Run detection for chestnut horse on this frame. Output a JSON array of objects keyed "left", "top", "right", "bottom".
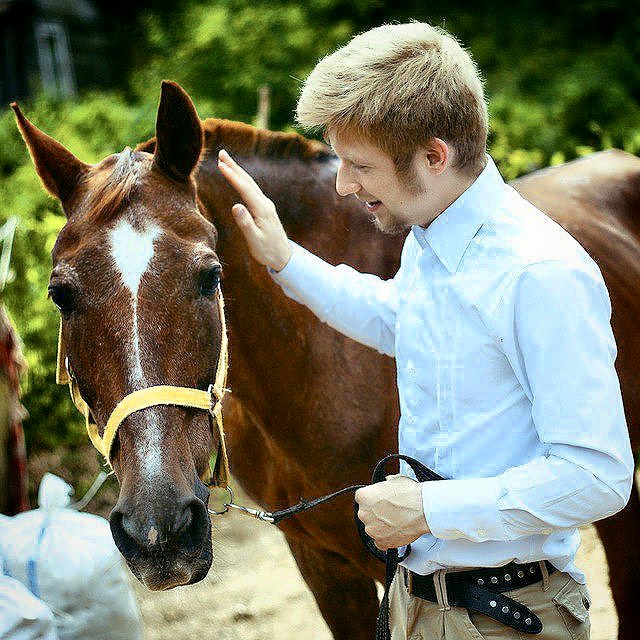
[{"left": 14, "top": 81, "right": 640, "bottom": 639}]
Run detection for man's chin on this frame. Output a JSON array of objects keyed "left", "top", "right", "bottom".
[{"left": 370, "top": 211, "right": 410, "bottom": 235}]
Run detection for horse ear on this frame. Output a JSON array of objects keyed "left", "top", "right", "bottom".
[
  {"left": 11, "top": 103, "right": 88, "bottom": 203},
  {"left": 153, "top": 80, "right": 202, "bottom": 182}
]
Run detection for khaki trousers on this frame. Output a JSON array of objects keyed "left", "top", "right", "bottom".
[{"left": 390, "top": 563, "right": 591, "bottom": 640}]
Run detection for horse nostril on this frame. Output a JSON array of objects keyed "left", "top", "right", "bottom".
[
  {"left": 175, "top": 497, "right": 208, "bottom": 555},
  {"left": 175, "top": 503, "right": 193, "bottom": 535},
  {"left": 110, "top": 509, "right": 144, "bottom": 561}
]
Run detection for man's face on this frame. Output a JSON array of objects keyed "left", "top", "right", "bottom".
[{"left": 328, "top": 129, "right": 436, "bottom": 234}]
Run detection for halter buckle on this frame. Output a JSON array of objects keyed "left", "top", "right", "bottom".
[
  {"left": 206, "top": 484, "right": 275, "bottom": 523},
  {"left": 207, "top": 384, "right": 215, "bottom": 411},
  {"left": 207, "top": 484, "right": 233, "bottom": 515}
]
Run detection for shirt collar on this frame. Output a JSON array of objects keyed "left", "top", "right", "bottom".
[{"left": 411, "top": 155, "right": 505, "bottom": 274}]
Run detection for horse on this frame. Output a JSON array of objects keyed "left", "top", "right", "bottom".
[{"left": 13, "top": 81, "right": 640, "bottom": 639}]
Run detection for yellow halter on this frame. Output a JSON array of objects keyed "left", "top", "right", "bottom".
[{"left": 55, "top": 290, "right": 230, "bottom": 487}]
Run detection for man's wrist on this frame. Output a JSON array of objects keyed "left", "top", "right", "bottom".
[{"left": 270, "top": 243, "right": 292, "bottom": 273}]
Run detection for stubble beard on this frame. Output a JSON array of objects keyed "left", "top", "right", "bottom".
[{"left": 369, "top": 208, "right": 410, "bottom": 236}]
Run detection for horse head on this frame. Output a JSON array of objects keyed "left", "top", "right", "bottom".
[{"left": 13, "top": 81, "right": 224, "bottom": 590}]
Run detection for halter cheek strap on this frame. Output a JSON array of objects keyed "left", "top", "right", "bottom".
[{"left": 56, "top": 290, "right": 230, "bottom": 487}]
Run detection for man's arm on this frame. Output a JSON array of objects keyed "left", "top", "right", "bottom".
[
  {"left": 218, "top": 149, "right": 399, "bottom": 356},
  {"left": 421, "top": 259, "right": 634, "bottom": 543},
  {"left": 268, "top": 241, "right": 399, "bottom": 356}
]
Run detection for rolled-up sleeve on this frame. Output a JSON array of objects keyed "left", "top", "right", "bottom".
[
  {"left": 423, "top": 259, "right": 634, "bottom": 542},
  {"left": 269, "top": 240, "right": 399, "bottom": 357}
]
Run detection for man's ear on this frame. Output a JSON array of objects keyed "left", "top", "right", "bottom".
[
  {"left": 12, "top": 103, "right": 89, "bottom": 203},
  {"left": 153, "top": 80, "right": 202, "bottom": 182},
  {"left": 422, "top": 138, "right": 450, "bottom": 175}
]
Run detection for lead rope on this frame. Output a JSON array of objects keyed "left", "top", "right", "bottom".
[{"left": 212, "top": 453, "right": 444, "bottom": 640}]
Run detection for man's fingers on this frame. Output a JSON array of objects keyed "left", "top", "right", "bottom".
[
  {"left": 231, "top": 202, "right": 248, "bottom": 220},
  {"left": 232, "top": 203, "right": 257, "bottom": 233},
  {"left": 219, "top": 149, "right": 252, "bottom": 185},
  {"left": 218, "top": 150, "right": 266, "bottom": 210},
  {"left": 219, "top": 149, "right": 252, "bottom": 176},
  {"left": 217, "top": 158, "right": 254, "bottom": 200},
  {"left": 218, "top": 150, "right": 290, "bottom": 271}
]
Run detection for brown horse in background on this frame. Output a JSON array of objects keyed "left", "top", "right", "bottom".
[{"left": 15, "top": 81, "right": 640, "bottom": 639}]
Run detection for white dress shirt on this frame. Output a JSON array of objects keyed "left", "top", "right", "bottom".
[{"left": 269, "top": 156, "right": 634, "bottom": 582}]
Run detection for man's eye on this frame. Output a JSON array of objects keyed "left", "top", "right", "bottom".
[
  {"left": 48, "top": 285, "right": 75, "bottom": 314},
  {"left": 354, "top": 164, "right": 370, "bottom": 172},
  {"left": 198, "top": 266, "right": 222, "bottom": 296}
]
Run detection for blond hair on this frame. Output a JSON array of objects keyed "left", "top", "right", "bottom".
[{"left": 296, "top": 22, "right": 488, "bottom": 176}]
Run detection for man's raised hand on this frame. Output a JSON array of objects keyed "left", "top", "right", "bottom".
[{"left": 217, "top": 149, "right": 292, "bottom": 272}]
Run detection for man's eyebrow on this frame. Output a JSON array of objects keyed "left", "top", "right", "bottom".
[{"left": 331, "top": 149, "right": 370, "bottom": 165}]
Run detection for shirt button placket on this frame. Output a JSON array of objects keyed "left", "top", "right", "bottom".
[{"left": 438, "top": 286, "right": 455, "bottom": 474}]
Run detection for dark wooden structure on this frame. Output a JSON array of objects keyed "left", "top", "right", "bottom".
[{"left": 0, "top": 0, "right": 111, "bottom": 103}]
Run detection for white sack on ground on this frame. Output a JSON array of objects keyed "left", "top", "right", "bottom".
[
  {"left": 0, "top": 473, "right": 143, "bottom": 640},
  {"left": 0, "top": 573, "right": 58, "bottom": 640}
]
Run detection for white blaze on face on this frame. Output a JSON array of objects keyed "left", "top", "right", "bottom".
[{"left": 109, "top": 219, "right": 163, "bottom": 475}]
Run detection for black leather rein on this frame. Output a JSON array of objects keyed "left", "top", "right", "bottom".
[{"left": 210, "top": 453, "right": 444, "bottom": 640}]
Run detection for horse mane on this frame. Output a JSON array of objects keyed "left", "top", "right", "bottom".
[
  {"left": 135, "top": 118, "right": 334, "bottom": 163},
  {"left": 202, "top": 119, "right": 333, "bottom": 161},
  {"left": 82, "top": 147, "right": 147, "bottom": 223}
]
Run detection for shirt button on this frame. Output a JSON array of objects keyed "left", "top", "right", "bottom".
[{"left": 407, "top": 415, "right": 416, "bottom": 425}]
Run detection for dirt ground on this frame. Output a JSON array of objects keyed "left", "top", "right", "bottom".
[{"left": 133, "top": 478, "right": 619, "bottom": 640}]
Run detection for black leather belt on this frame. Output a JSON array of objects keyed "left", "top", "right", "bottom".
[{"left": 402, "top": 560, "right": 557, "bottom": 634}]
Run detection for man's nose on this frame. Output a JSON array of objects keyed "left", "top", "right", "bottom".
[{"left": 335, "top": 162, "right": 360, "bottom": 197}]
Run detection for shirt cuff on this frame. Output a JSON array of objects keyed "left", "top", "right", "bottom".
[
  {"left": 422, "top": 477, "right": 508, "bottom": 542},
  {"left": 267, "top": 240, "right": 319, "bottom": 284},
  {"left": 267, "top": 240, "right": 297, "bottom": 279},
  {"left": 267, "top": 241, "right": 339, "bottom": 315}
]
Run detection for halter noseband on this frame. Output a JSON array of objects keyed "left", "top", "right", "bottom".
[{"left": 55, "top": 290, "right": 230, "bottom": 487}]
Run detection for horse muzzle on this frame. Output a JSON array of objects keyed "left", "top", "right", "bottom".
[{"left": 109, "top": 479, "right": 213, "bottom": 590}]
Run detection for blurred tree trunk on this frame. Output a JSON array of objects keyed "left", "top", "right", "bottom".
[{"left": 0, "top": 305, "right": 28, "bottom": 515}]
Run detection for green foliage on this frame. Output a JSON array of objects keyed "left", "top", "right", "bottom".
[
  {"left": 128, "top": 0, "right": 353, "bottom": 128},
  {"left": 1, "top": 1, "right": 638, "bottom": 453}
]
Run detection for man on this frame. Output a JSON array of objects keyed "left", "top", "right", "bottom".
[{"left": 218, "top": 22, "right": 633, "bottom": 640}]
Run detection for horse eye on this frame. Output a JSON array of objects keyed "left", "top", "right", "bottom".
[
  {"left": 198, "top": 266, "right": 222, "bottom": 296},
  {"left": 48, "top": 284, "right": 75, "bottom": 314}
]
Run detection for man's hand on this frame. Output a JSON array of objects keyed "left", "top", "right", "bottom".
[
  {"left": 355, "top": 474, "right": 430, "bottom": 551},
  {"left": 217, "top": 149, "right": 292, "bottom": 272}
]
